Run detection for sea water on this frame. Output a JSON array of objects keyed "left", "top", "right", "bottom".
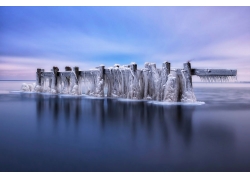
[{"left": 0, "top": 81, "right": 250, "bottom": 171}]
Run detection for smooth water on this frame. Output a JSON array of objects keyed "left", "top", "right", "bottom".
[{"left": 0, "top": 81, "right": 250, "bottom": 172}]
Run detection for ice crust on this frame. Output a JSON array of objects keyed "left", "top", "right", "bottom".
[{"left": 21, "top": 83, "right": 36, "bottom": 92}]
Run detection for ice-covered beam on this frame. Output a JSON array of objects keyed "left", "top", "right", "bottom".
[
  {"left": 60, "top": 71, "right": 75, "bottom": 77},
  {"left": 80, "top": 70, "right": 95, "bottom": 77},
  {"left": 191, "top": 69, "right": 237, "bottom": 76},
  {"left": 191, "top": 68, "right": 237, "bottom": 82},
  {"left": 42, "top": 72, "right": 54, "bottom": 77}
]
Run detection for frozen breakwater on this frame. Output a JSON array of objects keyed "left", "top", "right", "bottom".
[{"left": 21, "top": 62, "right": 237, "bottom": 102}]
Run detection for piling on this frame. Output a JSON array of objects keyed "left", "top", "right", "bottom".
[
  {"left": 36, "top": 68, "right": 42, "bottom": 86},
  {"left": 183, "top": 62, "right": 192, "bottom": 88}
]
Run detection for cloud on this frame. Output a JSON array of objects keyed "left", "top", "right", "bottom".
[{"left": 1, "top": 7, "right": 250, "bottom": 80}]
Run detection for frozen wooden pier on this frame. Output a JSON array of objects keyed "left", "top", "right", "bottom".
[{"left": 24, "top": 62, "right": 237, "bottom": 102}]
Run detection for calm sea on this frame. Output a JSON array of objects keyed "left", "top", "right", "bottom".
[{"left": 0, "top": 81, "right": 250, "bottom": 172}]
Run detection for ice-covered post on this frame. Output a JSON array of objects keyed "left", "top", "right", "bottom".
[
  {"left": 65, "top": 66, "right": 72, "bottom": 71},
  {"left": 163, "top": 69, "right": 180, "bottom": 102},
  {"left": 180, "top": 62, "right": 196, "bottom": 102},
  {"left": 63, "top": 66, "right": 72, "bottom": 93},
  {"left": 52, "top": 66, "right": 59, "bottom": 93},
  {"left": 74, "top": 66, "right": 81, "bottom": 94},
  {"left": 97, "top": 65, "right": 105, "bottom": 97},
  {"left": 149, "top": 63, "right": 160, "bottom": 100},
  {"left": 160, "top": 61, "right": 171, "bottom": 100},
  {"left": 183, "top": 62, "right": 192, "bottom": 89},
  {"left": 143, "top": 63, "right": 150, "bottom": 99},
  {"left": 129, "top": 62, "right": 140, "bottom": 99},
  {"left": 162, "top": 61, "right": 170, "bottom": 75},
  {"left": 34, "top": 68, "right": 44, "bottom": 92},
  {"left": 73, "top": 67, "right": 79, "bottom": 84},
  {"left": 99, "top": 65, "right": 105, "bottom": 80},
  {"left": 130, "top": 63, "right": 137, "bottom": 72},
  {"left": 36, "top": 68, "right": 43, "bottom": 86}
]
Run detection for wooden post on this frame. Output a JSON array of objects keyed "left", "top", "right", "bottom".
[
  {"left": 73, "top": 66, "right": 80, "bottom": 94},
  {"left": 36, "top": 68, "right": 42, "bottom": 86},
  {"left": 183, "top": 62, "right": 192, "bottom": 89},
  {"left": 161, "top": 62, "right": 171, "bottom": 100},
  {"left": 63, "top": 66, "right": 72, "bottom": 93},
  {"left": 74, "top": 66, "right": 79, "bottom": 84},
  {"left": 41, "top": 69, "right": 44, "bottom": 87},
  {"left": 130, "top": 63, "right": 137, "bottom": 72},
  {"left": 65, "top": 66, "right": 72, "bottom": 71},
  {"left": 162, "top": 61, "right": 170, "bottom": 75},
  {"left": 50, "top": 66, "right": 59, "bottom": 92},
  {"left": 52, "top": 66, "right": 59, "bottom": 86}
]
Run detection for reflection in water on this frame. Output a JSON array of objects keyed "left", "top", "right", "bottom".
[
  {"left": 36, "top": 95, "right": 82, "bottom": 124},
  {"left": 34, "top": 94, "right": 237, "bottom": 152},
  {"left": 2, "top": 82, "right": 250, "bottom": 171},
  {"left": 2, "top": 88, "right": 249, "bottom": 171},
  {"left": 30, "top": 94, "right": 241, "bottom": 171},
  {"left": 35, "top": 95, "right": 226, "bottom": 148}
]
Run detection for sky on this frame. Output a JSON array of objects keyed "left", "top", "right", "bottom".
[{"left": 0, "top": 6, "right": 250, "bottom": 80}]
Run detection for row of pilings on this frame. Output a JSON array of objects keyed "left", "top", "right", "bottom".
[{"left": 35, "top": 62, "right": 197, "bottom": 102}]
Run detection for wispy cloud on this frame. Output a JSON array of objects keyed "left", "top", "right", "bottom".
[{"left": 0, "top": 7, "right": 250, "bottom": 80}]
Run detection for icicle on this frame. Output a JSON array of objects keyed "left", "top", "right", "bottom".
[
  {"left": 198, "top": 75, "right": 237, "bottom": 83},
  {"left": 103, "top": 63, "right": 144, "bottom": 99},
  {"left": 162, "top": 70, "right": 179, "bottom": 102},
  {"left": 180, "top": 70, "right": 196, "bottom": 102},
  {"left": 143, "top": 63, "right": 161, "bottom": 101},
  {"left": 21, "top": 83, "right": 35, "bottom": 92},
  {"left": 81, "top": 66, "right": 105, "bottom": 97}
]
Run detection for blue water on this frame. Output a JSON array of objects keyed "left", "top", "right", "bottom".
[{"left": 0, "top": 81, "right": 250, "bottom": 172}]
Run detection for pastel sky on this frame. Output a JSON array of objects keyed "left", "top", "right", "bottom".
[{"left": 0, "top": 6, "right": 250, "bottom": 80}]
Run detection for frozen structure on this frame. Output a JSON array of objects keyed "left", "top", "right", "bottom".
[{"left": 21, "top": 62, "right": 237, "bottom": 102}]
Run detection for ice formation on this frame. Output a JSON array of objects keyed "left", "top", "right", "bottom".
[
  {"left": 21, "top": 83, "right": 35, "bottom": 92},
  {"left": 21, "top": 62, "right": 237, "bottom": 102}
]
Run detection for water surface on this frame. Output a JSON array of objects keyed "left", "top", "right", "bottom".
[{"left": 0, "top": 81, "right": 250, "bottom": 171}]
